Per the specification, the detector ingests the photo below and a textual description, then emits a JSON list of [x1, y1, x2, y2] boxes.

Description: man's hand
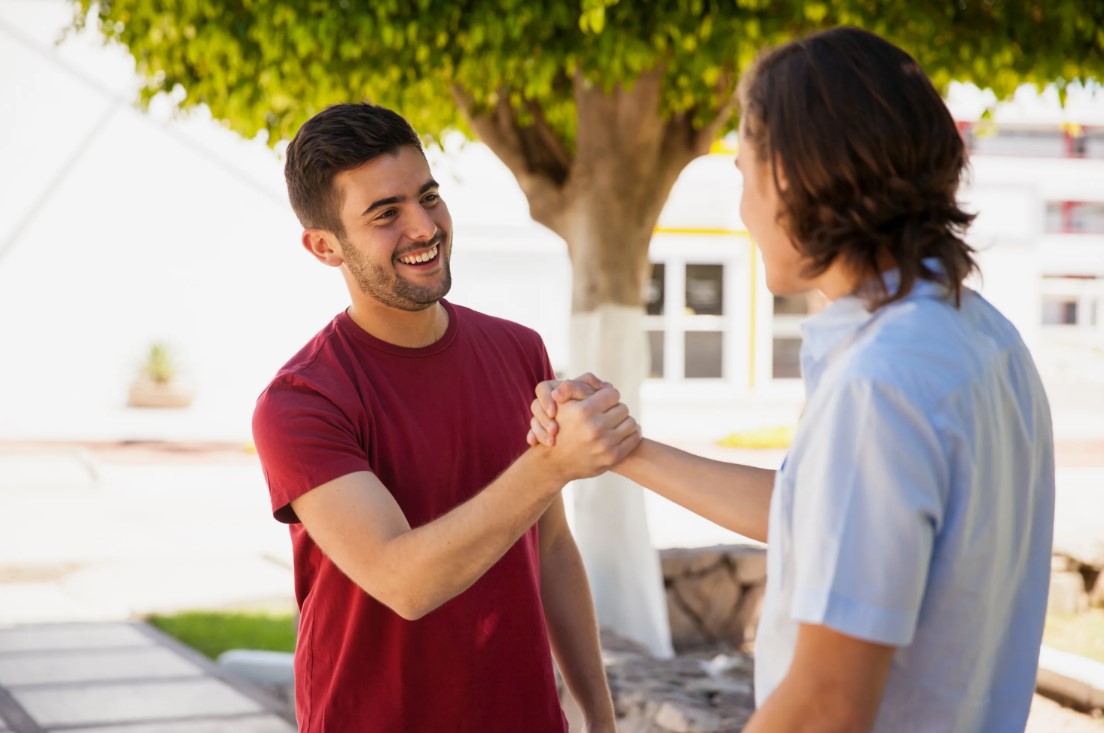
[[530, 375, 640, 480], [527, 372, 607, 448]]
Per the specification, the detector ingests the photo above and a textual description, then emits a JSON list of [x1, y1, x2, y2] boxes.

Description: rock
[[661, 547, 727, 577], [1048, 570, 1089, 614], [659, 544, 768, 651], [1092, 570, 1104, 608], [731, 547, 768, 585], [665, 592, 708, 648], [1053, 540, 1104, 572], [655, 700, 723, 732], [726, 582, 765, 644], [671, 563, 741, 641], [594, 631, 756, 733]]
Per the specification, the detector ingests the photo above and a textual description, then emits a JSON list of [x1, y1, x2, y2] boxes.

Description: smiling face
[[331, 145, 453, 312]]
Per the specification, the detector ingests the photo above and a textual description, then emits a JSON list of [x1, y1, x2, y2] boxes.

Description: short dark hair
[[739, 27, 977, 308], [284, 103, 423, 235]]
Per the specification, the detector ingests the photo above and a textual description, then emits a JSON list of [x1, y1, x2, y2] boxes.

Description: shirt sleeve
[[788, 377, 948, 646], [252, 376, 374, 524]]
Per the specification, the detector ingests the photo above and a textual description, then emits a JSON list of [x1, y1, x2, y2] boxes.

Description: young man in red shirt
[[253, 102, 635, 732]]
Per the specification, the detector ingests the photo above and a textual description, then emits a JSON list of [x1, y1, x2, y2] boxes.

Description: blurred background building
[[1, 0, 1102, 448]]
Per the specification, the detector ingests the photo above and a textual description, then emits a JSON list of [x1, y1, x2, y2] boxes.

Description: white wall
[[2, 2, 1101, 446], [0, 2, 564, 442]]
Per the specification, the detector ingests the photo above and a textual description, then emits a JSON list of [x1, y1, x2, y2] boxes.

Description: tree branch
[[450, 83, 569, 233]]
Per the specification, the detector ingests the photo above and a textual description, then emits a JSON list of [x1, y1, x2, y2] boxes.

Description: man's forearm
[[744, 624, 893, 733], [614, 439, 775, 542], [296, 386, 640, 621], [295, 447, 567, 621], [376, 447, 573, 619], [540, 536, 616, 731]]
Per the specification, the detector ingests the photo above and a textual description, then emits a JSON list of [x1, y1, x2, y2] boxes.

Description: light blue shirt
[[755, 273, 1055, 732]]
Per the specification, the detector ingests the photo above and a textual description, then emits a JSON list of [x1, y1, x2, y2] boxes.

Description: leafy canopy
[[71, 0, 1104, 150]]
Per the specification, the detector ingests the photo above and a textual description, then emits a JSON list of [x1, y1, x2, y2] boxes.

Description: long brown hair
[[739, 27, 977, 308]]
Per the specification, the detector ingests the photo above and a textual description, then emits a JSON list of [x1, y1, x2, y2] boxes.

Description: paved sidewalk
[[0, 621, 294, 732], [0, 440, 1101, 731]]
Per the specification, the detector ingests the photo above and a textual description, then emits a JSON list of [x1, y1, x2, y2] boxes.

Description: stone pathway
[[0, 621, 294, 733]]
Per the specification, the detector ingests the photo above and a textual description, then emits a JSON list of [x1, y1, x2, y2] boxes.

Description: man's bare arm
[[529, 378, 775, 542], [616, 438, 775, 543], [743, 624, 895, 733], [292, 386, 640, 620], [538, 498, 616, 733]]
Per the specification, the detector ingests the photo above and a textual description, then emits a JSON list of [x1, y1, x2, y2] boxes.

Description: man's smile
[[397, 244, 440, 266]]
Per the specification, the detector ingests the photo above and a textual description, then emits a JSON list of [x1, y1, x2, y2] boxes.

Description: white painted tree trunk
[[570, 304, 673, 658]]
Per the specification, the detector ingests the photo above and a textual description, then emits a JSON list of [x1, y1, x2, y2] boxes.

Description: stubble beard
[[338, 231, 452, 312]]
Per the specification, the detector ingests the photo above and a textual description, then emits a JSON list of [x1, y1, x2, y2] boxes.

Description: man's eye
[[422, 193, 439, 204], [377, 209, 397, 221]]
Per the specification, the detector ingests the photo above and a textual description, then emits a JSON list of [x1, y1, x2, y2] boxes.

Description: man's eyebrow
[[361, 180, 439, 217]]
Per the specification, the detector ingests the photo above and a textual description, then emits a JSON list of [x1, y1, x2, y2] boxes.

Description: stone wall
[[661, 544, 767, 651]]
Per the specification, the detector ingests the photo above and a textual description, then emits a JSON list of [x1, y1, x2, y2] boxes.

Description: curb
[[1037, 644, 1104, 712]]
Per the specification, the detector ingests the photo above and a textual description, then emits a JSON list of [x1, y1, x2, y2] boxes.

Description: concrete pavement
[[0, 436, 1101, 730], [0, 621, 294, 732]]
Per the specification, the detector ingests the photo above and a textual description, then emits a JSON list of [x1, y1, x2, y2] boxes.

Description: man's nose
[[406, 205, 438, 241]]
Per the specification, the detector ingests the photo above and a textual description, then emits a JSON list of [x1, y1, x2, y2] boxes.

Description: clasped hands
[[526, 373, 640, 480]]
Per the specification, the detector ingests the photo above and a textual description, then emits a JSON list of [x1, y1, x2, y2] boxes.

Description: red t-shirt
[[252, 300, 567, 732]]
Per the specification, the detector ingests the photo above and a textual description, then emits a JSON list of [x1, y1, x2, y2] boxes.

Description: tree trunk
[[569, 306, 673, 657], [557, 183, 674, 657], [456, 69, 737, 659]]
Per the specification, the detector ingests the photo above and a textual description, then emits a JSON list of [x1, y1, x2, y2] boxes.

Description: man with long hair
[[531, 27, 1055, 732]]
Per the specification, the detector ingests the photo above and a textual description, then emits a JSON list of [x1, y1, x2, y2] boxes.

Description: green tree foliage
[[71, 1, 1104, 149]]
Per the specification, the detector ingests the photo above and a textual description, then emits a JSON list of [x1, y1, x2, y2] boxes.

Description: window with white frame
[[645, 261, 727, 379], [770, 291, 829, 379]]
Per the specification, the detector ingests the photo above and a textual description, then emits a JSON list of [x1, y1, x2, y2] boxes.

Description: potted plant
[[127, 342, 194, 408]]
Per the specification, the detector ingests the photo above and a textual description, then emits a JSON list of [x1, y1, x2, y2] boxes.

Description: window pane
[[685, 264, 724, 316], [646, 263, 665, 316], [647, 331, 665, 378], [772, 337, 803, 379], [1042, 297, 1078, 325], [685, 331, 723, 378]]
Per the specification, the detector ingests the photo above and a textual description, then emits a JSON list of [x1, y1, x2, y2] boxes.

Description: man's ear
[[302, 228, 343, 267]]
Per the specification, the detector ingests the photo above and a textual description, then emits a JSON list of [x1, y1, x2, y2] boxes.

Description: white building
[[1, 0, 1101, 447]]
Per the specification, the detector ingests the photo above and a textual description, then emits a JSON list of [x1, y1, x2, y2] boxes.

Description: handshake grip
[[527, 374, 641, 480]]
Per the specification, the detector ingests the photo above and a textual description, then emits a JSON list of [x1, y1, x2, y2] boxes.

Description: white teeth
[[399, 245, 438, 265]]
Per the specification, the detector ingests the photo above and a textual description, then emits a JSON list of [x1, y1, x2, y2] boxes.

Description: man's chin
[[396, 283, 452, 312]]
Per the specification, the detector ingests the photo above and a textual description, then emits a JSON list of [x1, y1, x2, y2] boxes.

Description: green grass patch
[[1044, 608, 1104, 665], [147, 610, 297, 660]]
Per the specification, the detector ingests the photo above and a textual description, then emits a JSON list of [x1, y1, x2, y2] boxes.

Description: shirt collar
[[799, 260, 950, 384]]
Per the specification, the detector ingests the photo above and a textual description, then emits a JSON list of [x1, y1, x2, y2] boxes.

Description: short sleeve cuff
[[792, 586, 918, 646]]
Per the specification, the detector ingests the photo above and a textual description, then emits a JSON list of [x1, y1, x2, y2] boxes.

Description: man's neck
[[814, 249, 897, 301], [346, 300, 449, 348]]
